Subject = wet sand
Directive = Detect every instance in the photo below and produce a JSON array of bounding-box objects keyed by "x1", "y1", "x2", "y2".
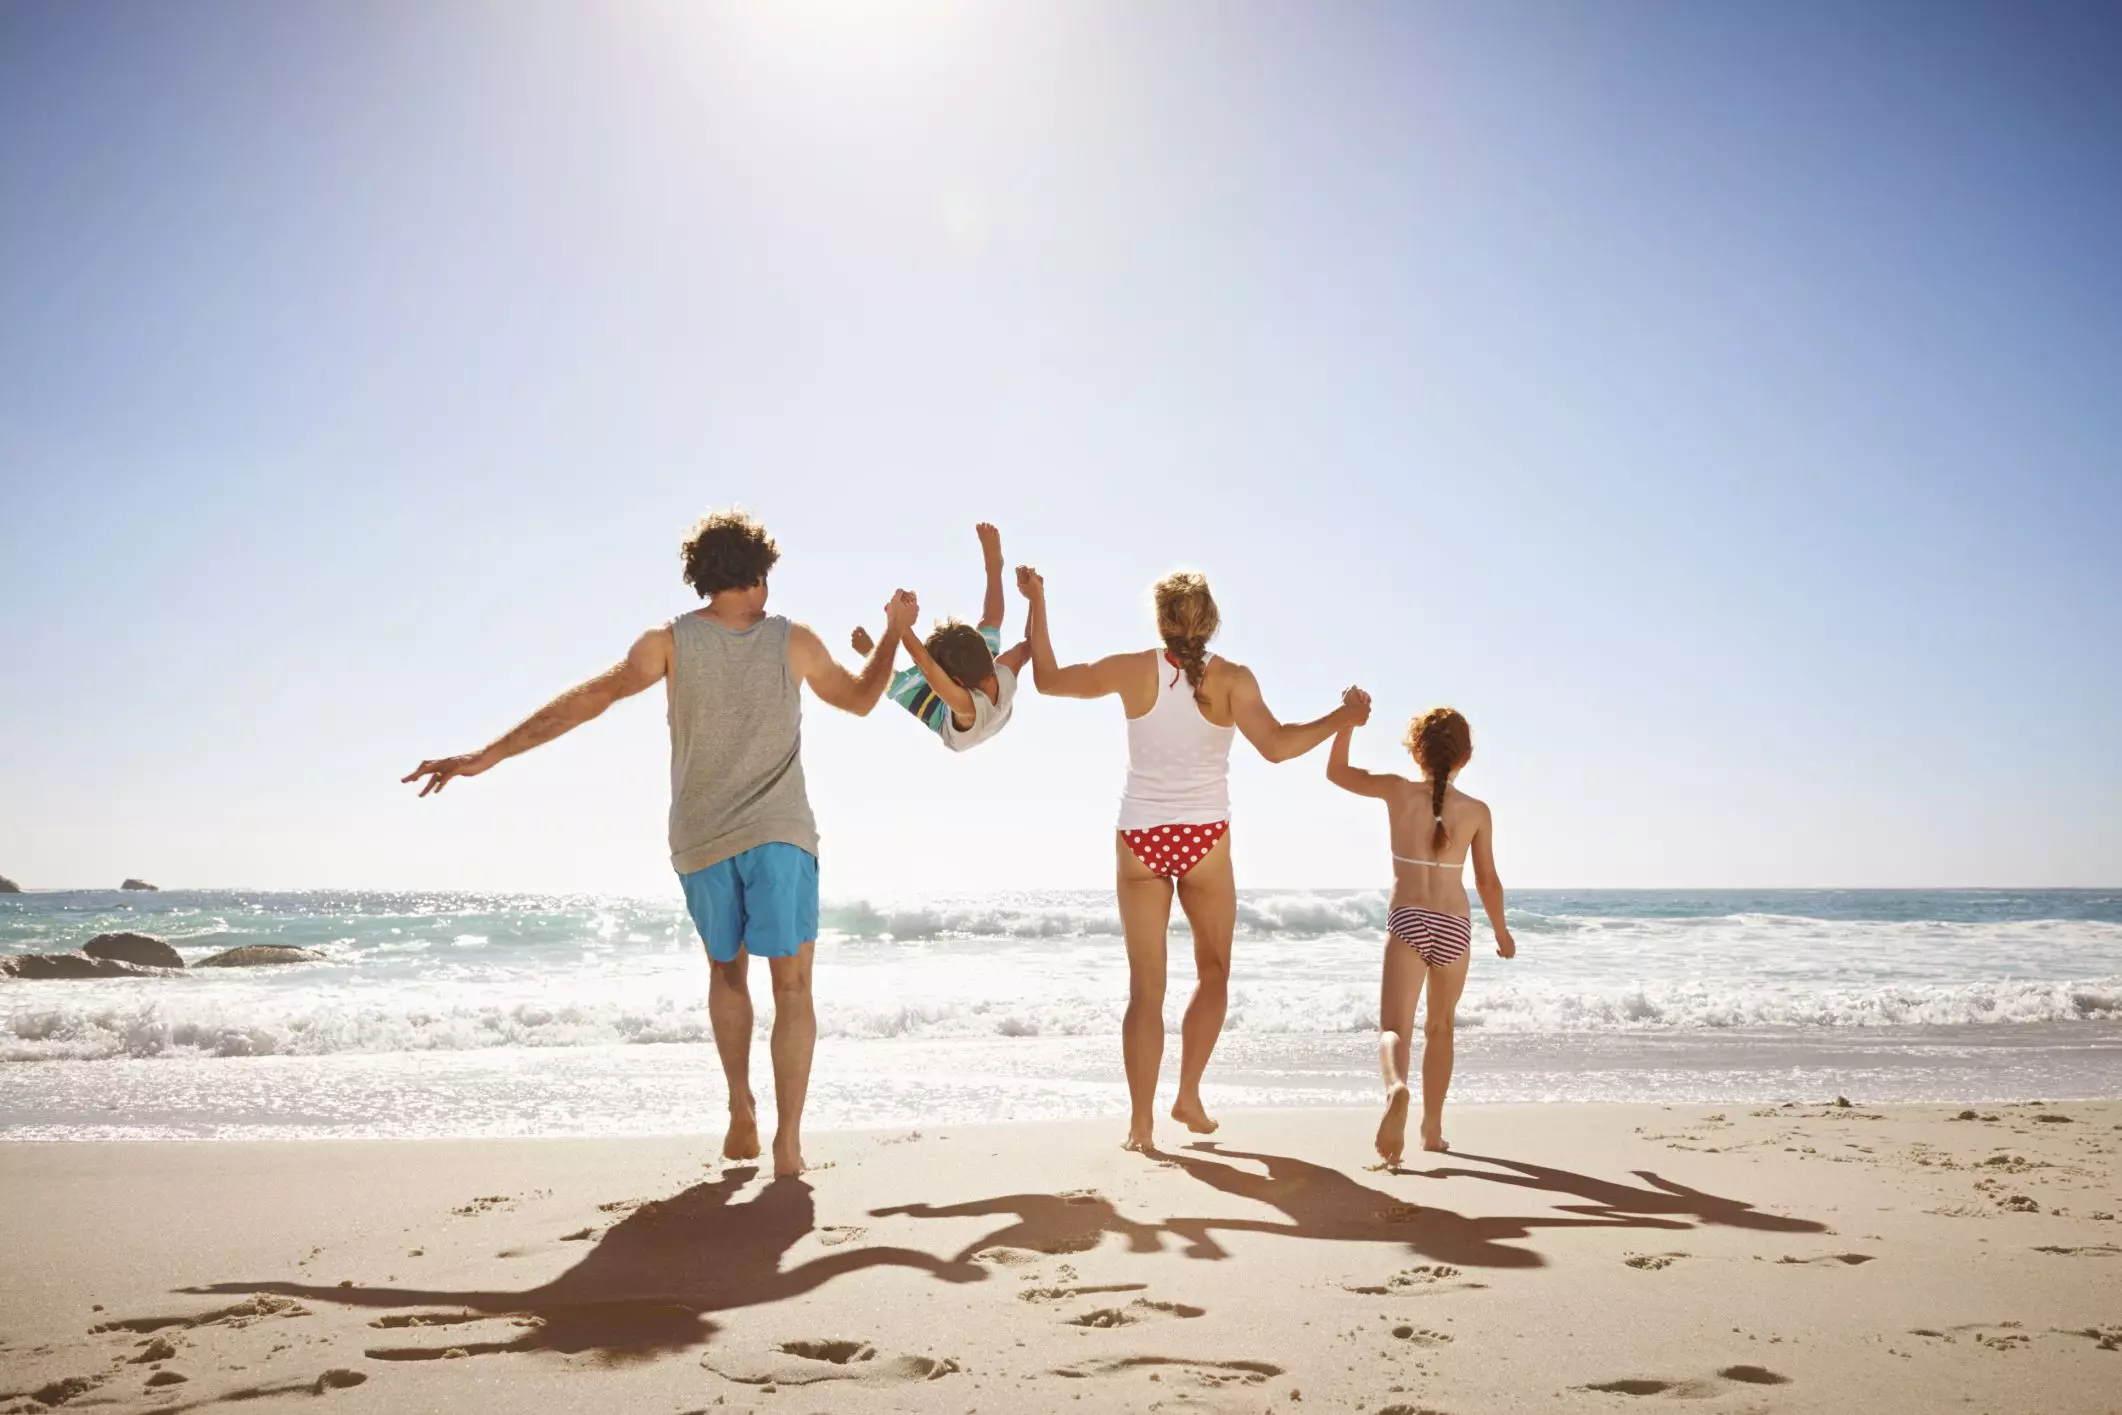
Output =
[{"x1": 2, "y1": 1101, "x2": 2117, "y2": 1412}]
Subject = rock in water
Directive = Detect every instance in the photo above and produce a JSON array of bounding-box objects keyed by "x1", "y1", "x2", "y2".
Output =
[
  {"x1": 194, "y1": 944, "x2": 326, "y2": 968},
  {"x1": 0, "y1": 953, "x2": 171, "y2": 980},
  {"x1": 0, "y1": 874, "x2": 20, "y2": 893},
  {"x1": 120, "y1": 878, "x2": 160, "y2": 891},
  {"x1": 83, "y1": 932, "x2": 186, "y2": 969}
]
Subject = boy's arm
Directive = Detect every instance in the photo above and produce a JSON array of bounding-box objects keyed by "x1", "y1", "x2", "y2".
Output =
[
  {"x1": 790, "y1": 592, "x2": 915, "y2": 716},
  {"x1": 977, "y1": 521, "x2": 1005, "y2": 630},
  {"x1": 1325, "y1": 715, "x2": 1399, "y2": 798},
  {"x1": 1470, "y1": 802, "x2": 1515, "y2": 957},
  {"x1": 898, "y1": 623, "x2": 979, "y2": 721},
  {"x1": 996, "y1": 639, "x2": 1032, "y2": 675},
  {"x1": 403, "y1": 627, "x2": 671, "y2": 795}
]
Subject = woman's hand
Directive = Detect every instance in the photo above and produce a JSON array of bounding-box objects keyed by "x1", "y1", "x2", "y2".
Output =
[{"x1": 1015, "y1": 565, "x2": 1045, "y2": 601}]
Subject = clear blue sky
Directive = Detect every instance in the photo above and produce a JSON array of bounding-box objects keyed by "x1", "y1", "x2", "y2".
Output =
[{"x1": 3, "y1": 1, "x2": 2118, "y2": 896}]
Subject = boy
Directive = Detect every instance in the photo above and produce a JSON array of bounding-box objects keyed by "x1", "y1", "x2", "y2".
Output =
[{"x1": 853, "y1": 522, "x2": 1031, "y2": 752}]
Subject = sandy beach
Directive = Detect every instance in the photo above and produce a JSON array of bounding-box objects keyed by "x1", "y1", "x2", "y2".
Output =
[{"x1": 3, "y1": 1101, "x2": 2117, "y2": 1413}]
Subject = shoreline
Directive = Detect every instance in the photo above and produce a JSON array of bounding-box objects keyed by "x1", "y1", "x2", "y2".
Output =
[{"x1": 4, "y1": 1102, "x2": 2117, "y2": 1412}]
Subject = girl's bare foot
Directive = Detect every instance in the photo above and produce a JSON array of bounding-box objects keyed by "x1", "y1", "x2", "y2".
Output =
[
  {"x1": 1170, "y1": 1095, "x2": 1219, "y2": 1135},
  {"x1": 1375, "y1": 1084, "x2": 1411, "y2": 1165},
  {"x1": 723, "y1": 1098, "x2": 761, "y2": 1161},
  {"x1": 772, "y1": 1135, "x2": 806, "y2": 1178},
  {"x1": 1420, "y1": 1115, "x2": 1449, "y2": 1153},
  {"x1": 1122, "y1": 1123, "x2": 1157, "y2": 1153}
]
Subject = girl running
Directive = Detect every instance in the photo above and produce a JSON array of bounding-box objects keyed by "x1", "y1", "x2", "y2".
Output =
[
  {"x1": 1327, "y1": 706, "x2": 1515, "y2": 1163},
  {"x1": 1018, "y1": 564, "x2": 1367, "y2": 1153}
]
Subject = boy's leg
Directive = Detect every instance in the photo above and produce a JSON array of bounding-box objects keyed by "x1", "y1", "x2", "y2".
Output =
[
  {"x1": 734, "y1": 844, "x2": 821, "y2": 1178},
  {"x1": 976, "y1": 521, "x2": 1004, "y2": 629},
  {"x1": 682, "y1": 861, "x2": 761, "y2": 1161}
]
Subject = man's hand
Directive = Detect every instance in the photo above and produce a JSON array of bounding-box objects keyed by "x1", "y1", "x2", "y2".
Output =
[
  {"x1": 976, "y1": 522, "x2": 1003, "y2": 568},
  {"x1": 851, "y1": 626, "x2": 875, "y2": 656},
  {"x1": 1495, "y1": 927, "x2": 1517, "y2": 960},
  {"x1": 1341, "y1": 686, "x2": 1372, "y2": 726},
  {"x1": 1015, "y1": 565, "x2": 1044, "y2": 601},
  {"x1": 402, "y1": 749, "x2": 498, "y2": 798}
]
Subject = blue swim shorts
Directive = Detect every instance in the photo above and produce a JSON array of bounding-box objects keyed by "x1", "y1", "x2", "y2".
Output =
[{"x1": 679, "y1": 843, "x2": 819, "y2": 964}]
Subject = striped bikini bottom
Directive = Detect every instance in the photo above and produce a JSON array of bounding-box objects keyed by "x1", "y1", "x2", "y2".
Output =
[{"x1": 1387, "y1": 907, "x2": 1473, "y2": 969}]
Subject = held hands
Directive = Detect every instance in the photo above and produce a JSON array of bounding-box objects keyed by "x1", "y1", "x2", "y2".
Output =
[
  {"x1": 1339, "y1": 685, "x2": 1372, "y2": 727},
  {"x1": 401, "y1": 749, "x2": 498, "y2": 798},
  {"x1": 884, "y1": 589, "x2": 919, "y2": 638},
  {"x1": 1495, "y1": 926, "x2": 1517, "y2": 960},
  {"x1": 1015, "y1": 565, "x2": 1044, "y2": 601}
]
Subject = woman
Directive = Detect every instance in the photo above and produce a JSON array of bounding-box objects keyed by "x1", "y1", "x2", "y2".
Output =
[
  {"x1": 1326, "y1": 705, "x2": 1515, "y2": 1162},
  {"x1": 1018, "y1": 565, "x2": 1368, "y2": 1153}
]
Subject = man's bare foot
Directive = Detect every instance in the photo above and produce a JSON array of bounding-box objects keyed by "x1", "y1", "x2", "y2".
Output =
[
  {"x1": 1122, "y1": 1123, "x2": 1156, "y2": 1153},
  {"x1": 772, "y1": 1136, "x2": 806, "y2": 1178},
  {"x1": 1420, "y1": 1116, "x2": 1449, "y2": 1153},
  {"x1": 1376, "y1": 1084, "x2": 1411, "y2": 1165},
  {"x1": 1170, "y1": 1096, "x2": 1220, "y2": 1135},
  {"x1": 723, "y1": 1101, "x2": 761, "y2": 1161},
  {"x1": 851, "y1": 626, "x2": 874, "y2": 655}
]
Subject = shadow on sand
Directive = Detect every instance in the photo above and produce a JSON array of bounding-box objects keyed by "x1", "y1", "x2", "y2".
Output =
[{"x1": 169, "y1": 1147, "x2": 1818, "y2": 1359}]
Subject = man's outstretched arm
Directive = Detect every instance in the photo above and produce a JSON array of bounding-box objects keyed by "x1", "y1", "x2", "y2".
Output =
[
  {"x1": 790, "y1": 591, "x2": 917, "y2": 716},
  {"x1": 403, "y1": 627, "x2": 672, "y2": 796}
]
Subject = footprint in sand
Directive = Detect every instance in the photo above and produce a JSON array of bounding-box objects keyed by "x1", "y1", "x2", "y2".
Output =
[
  {"x1": 1775, "y1": 1252, "x2": 1876, "y2": 1266},
  {"x1": 1020, "y1": 1283, "x2": 1149, "y2": 1303},
  {"x1": 1390, "y1": 1324, "x2": 1451, "y2": 1346},
  {"x1": 1053, "y1": 1355, "x2": 1283, "y2": 1386},
  {"x1": 702, "y1": 1339, "x2": 962, "y2": 1386},
  {"x1": 1623, "y1": 1253, "x2": 1688, "y2": 1271},
  {"x1": 1065, "y1": 1299, "x2": 1205, "y2": 1328},
  {"x1": 2032, "y1": 1244, "x2": 2121, "y2": 1257},
  {"x1": 1345, "y1": 1265, "x2": 1487, "y2": 1297},
  {"x1": 1580, "y1": 1366, "x2": 1791, "y2": 1397},
  {"x1": 364, "y1": 1314, "x2": 548, "y2": 1361},
  {"x1": 815, "y1": 1224, "x2": 867, "y2": 1247},
  {"x1": 94, "y1": 1295, "x2": 311, "y2": 1336}
]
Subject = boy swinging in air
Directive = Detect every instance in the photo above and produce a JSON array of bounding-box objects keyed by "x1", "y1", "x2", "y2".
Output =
[{"x1": 853, "y1": 523, "x2": 1030, "y2": 752}]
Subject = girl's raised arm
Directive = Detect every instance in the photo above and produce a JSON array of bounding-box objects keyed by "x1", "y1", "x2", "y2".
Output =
[{"x1": 1325, "y1": 717, "x2": 1400, "y2": 798}]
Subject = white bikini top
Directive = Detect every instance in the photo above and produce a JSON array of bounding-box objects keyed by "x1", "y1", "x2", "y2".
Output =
[{"x1": 1392, "y1": 855, "x2": 1461, "y2": 870}]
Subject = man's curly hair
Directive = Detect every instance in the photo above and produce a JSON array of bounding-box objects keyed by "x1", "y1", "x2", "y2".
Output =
[
  {"x1": 926, "y1": 620, "x2": 996, "y2": 690},
  {"x1": 680, "y1": 511, "x2": 780, "y2": 597}
]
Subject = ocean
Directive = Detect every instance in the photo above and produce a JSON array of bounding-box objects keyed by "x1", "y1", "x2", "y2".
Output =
[{"x1": 3, "y1": 888, "x2": 2118, "y2": 1140}]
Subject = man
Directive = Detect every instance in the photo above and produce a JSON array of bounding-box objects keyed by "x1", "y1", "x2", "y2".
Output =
[{"x1": 403, "y1": 510, "x2": 911, "y2": 1177}]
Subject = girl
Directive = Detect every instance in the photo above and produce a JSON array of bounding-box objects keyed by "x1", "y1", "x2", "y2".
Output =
[{"x1": 1327, "y1": 706, "x2": 1515, "y2": 1162}]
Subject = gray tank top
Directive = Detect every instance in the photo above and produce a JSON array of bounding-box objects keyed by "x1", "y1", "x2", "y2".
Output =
[{"x1": 666, "y1": 612, "x2": 819, "y2": 874}]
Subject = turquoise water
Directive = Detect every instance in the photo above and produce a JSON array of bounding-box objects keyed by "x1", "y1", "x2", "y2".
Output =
[{"x1": 3, "y1": 888, "x2": 2117, "y2": 1138}]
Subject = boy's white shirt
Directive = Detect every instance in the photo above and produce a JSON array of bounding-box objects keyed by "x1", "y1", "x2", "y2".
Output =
[{"x1": 938, "y1": 663, "x2": 1017, "y2": 752}]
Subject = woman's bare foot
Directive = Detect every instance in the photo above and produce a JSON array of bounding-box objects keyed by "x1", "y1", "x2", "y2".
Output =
[
  {"x1": 1122, "y1": 1122, "x2": 1157, "y2": 1153},
  {"x1": 1420, "y1": 1115, "x2": 1449, "y2": 1153},
  {"x1": 1170, "y1": 1095, "x2": 1220, "y2": 1135},
  {"x1": 1375, "y1": 1084, "x2": 1411, "y2": 1165},
  {"x1": 723, "y1": 1098, "x2": 761, "y2": 1161},
  {"x1": 772, "y1": 1135, "x2": 806, "y2": 1178}
]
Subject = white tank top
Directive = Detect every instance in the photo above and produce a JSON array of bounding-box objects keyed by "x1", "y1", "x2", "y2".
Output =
[{"x1": 1118, "y1": 653, "x2": 1236, "y2": 831}]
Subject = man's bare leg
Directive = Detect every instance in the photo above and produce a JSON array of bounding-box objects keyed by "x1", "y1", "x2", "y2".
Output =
[
  {"x1": 707, "y1": 954, "x2": 761, "y2": 1161},
  {"x1": 1171, "y1": 834, "x2": 1236, "y2": 1135},
  {"x1": 767, "y1": 942, "x2": 817, "y2": 1178},
  {"x1": 1375, "y1": 935, "x2": 1426, "y2": 1166},
  {"x1": 1116, "y1": 837, "x2": 1175, "y2": 1152},
  {"x1": 1419, "y1": 956, "x2": 1471, "y2": 1153}
]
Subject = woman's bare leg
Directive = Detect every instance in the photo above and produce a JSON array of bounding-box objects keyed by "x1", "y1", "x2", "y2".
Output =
[
  {"x1": 1418, "y1": 953, "x2": 1472, "y2": 1152},
  {"x1": 1115, "y1": 835, "x2": 1175, "y2": 1152},
  {"x1": 1375, "y1": 933, "x2": 1427, "y2": 1165},
  {"x1": 1171, "y1": 832, "x2": 1236, "y2": 1134}
]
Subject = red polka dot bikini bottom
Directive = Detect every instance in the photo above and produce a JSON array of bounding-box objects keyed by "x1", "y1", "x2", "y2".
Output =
[{"x1": 1120, "y1": 821, "x2": 1230, "y2": 879}]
